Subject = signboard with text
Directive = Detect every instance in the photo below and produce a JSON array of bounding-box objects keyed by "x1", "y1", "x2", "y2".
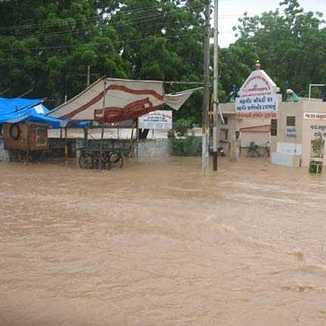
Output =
[
  {"x1": 310, "y1": 126, "x2": 325, "y2": 159},
  {"x1": 304, "y1": 112, "x2": 326, "y2": 120},
  {"x1": 138, "y1": 110, "x2": 172, "y2": 130},
  {"x1": 277, "y1": 142, "x2": 302, "y2": 155},
  {"x1": 236, "y1": 69, "x2": 279, "y2": 117}
]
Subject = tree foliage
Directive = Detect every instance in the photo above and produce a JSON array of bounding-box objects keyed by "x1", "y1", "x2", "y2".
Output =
[{"x1": 227, "y1": 0, "x2": 326, "y2": 97}]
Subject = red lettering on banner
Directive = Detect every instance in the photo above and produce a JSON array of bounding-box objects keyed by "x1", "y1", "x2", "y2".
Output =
[{"x1": 238, "y1": 112, "x2": 276, "y2": 119}]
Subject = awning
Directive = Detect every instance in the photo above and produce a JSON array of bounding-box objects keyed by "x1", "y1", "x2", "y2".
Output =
[{"x1": 49, "y1": 78, "x2": 201, "y2": 123}]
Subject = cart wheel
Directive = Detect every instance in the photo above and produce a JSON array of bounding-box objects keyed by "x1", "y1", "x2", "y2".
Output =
[
  {"x1": 109, "y1": 152, "x2": 124, "y2": 168},
  {"x1": 93, "y1": 153, "x2": 102, "y2": 170},
  {"x1": 79, "y1": 153, "x2": 93, "y2": 169},
  {"x1": 102, "y1": 153, "x2": 112, "y2": 170},
  {"x1": 95, "y1": 152, "x2": 109, "y2": 170},
  {"x1": 17, "y1": 150, "x2": 29, "y2": 162}
]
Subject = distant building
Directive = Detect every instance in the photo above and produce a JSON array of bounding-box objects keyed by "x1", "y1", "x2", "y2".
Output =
[
  {"x1": 218, "y1": 62, "x2": 326, "y2": 168},
  {"x1": 271, "y1": 98, "x2": 326, "y2": 167},
  {"x1": 218, "y1": 103, "x2": 271, "y2": 156},
  {"x1": 219, "y1": 98, "x2": 326, "y2": 168},
  {"x1": 218, "y1": 63, "x2": 278, "y2": 156}
]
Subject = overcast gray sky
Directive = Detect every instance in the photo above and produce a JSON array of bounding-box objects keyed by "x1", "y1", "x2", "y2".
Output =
[{"x1": 219, "y1": 0, "x2": 326, "y2": 47}]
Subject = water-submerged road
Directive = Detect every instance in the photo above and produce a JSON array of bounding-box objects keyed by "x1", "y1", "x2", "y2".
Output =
[{"x1": 1, "y1": 158, "x2": 326, "y2": 325}]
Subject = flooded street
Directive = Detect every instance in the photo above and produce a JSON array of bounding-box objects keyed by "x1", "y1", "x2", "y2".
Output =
[{"x1": 1, "y1": 158, "x2": 326, "y2": 325}]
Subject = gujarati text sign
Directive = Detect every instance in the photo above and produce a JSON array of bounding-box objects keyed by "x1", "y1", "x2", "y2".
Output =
[
  {"x1": 138, "y1": 110, "x2": 172, "y2": 130},
  {"x1": 236, "y1": 69, "x2": 279, "y2": 116}
]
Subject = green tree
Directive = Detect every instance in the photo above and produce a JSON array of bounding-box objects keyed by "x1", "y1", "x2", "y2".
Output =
[
  {"x1": 230, "y1": 0, "x2": 326, "y2": 97},
  {"x1": 0, "y1": 0, "x2": 126, "y2": 105}
]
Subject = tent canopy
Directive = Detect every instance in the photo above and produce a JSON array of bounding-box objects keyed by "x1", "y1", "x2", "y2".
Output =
[
  {"x1": 0, "y1": 97, "x2": 63, "y2": 128},
  {"x1": 0, "y1": 97, "x2": 43, "y2": 114},
  {"x1": 50, "y1": 78, "x2": 200, "y2": 123}
]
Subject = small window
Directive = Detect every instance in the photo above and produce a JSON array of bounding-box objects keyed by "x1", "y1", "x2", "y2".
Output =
[
  {"x1": 271, "y1": 119, "x2": 277, "y2": 136},
  {"x1": 287, "y1": 116, "x2": 296, "y2": 127},
  {"x1": 223, "y1": 117, "x2": 228, "y2": 125}
]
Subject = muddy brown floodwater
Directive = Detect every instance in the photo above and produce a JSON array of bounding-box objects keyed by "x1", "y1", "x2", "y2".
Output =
[{"x1": 1, "y1": 157, "x2": 326, "y2": 325}]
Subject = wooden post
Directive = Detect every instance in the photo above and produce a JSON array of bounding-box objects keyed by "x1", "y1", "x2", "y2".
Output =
[
  {"x1": 100, "y1": 125, "x2": 104, "y2": 170},
  {"x1": 64, "y1": 127, "x2": 68, "y2": 164},
  {"x1": 136, "y1": 118, "x2": 139, "y2": 160},
  {"x1": 84, "y1": 127, "x2": 88, "y2": 145},
  {"x1": 129, "y1": 121, "x2": 136, "y2": 158},
  {"x1": 99, "y1": 79, "x2": 107, "y2": 170}
]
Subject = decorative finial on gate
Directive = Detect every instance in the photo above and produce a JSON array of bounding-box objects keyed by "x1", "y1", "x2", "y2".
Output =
[{"x1": 255, "y1": 60, "x2": 261, "y2": 70}]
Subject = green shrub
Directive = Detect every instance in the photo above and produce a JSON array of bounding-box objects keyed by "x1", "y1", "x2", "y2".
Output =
[
  {"x1": 170, "y1": 136, "x2": 201, "y2": 156},
  {"x1": 174, "y1": 118, "x2": 195, "y2": 136},
  {"x1": 309, "y1": 161, "x2": 323, "y2": 174}
]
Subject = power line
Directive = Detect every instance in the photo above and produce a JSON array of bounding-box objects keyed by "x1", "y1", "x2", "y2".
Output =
[
  {"x1": 0, "y1": 6, "x2": 205, "y2": 49},
  {"x1": 0, "y1": 6, "x2": 246, "y2": 45},
  {"x1": 17, "y1": 87, "x2": 34, "y2": 98},
  {"x1": 3, "y1": 28, "x2": 204, "y2": 54},
  {"x1": 2, "y1": 11, "x2": 245, "y2": 35},
  {"x1": 0, "y1": 7, "x2": 206, "y2": 54},
  {"x1": 0, "y1": 88, "x2": 10, "y2": 96},
  {"x1": 0, "y1": 3, "x2": 205, "y2": 34}
]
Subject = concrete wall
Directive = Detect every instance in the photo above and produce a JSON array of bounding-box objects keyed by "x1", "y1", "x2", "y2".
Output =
[
  {"x1": 301, "y1": 100, "x2": 326, "y2": 167},
  {"x1": 271, "y1": 100, "x2": 326, "y2": 167},
  {"x1": 75, "y1": 138, "x2": 171, "y2": 162},
  {"x1": 271, "y1": 102, "x2": 304, "y2": 167},
  {"x1": 271, "y1": 152, "x2": 300, "y2": 167},
  {"x1": 136, "y1": 139, "x2": 171, "y2": 161}
]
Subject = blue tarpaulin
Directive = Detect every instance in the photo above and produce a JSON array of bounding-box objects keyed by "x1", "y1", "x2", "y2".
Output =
[
  {"x1": 0, "y1": 97, "x2": 93, "y2": 128},
  {"x1": 0, "y1": 97, "x2": 64, "y2": 128}
]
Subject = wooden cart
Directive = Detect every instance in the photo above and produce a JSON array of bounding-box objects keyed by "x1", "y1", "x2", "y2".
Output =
[
  {"x1": 3, "y1": 122, "x2": 48, "y2": 162},
  {"x1": 78, "y1": 140, "x2": 132, "y2": 170}
]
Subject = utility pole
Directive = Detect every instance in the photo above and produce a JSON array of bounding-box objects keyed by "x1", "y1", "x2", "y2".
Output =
[
  {"x1": 202, "y1": 0, "x2": 211, "y2": 173},
  {"x1": 212, "y1": 0, "x2": 219, "y2": 171}
]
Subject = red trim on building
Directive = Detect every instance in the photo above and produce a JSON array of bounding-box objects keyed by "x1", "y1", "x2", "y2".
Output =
[{"x1": 240, "y1": 124, "x2": 271, "y2": 133}]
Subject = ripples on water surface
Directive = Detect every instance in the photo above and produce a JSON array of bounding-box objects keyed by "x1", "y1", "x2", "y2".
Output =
[{"x1": 1, "y1": 158, "x2": 326, "y2": 325}]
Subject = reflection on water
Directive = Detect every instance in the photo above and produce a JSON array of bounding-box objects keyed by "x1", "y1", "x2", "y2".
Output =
[{"x1": 1, "y1": 158, "x2": 326, "y2": 325}]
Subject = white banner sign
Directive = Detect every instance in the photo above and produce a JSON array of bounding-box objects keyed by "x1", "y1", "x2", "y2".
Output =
[
  {"x1": 138, "y1": 110, "x2": 172, "y2": 130},
  {"x1": 236, "y1": 69, "x2": 279, "y2": 115},
  {"x1": 236, "y1": 94, "x2": 278, "y2": 113},
  {"x1": 277, "y1": 142, "x2": 302, "y2": 155}
]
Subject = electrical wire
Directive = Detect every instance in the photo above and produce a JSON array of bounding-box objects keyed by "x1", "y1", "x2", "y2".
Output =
[
  {"x1": 0, "y1": 3, "x2": 205, "y2": 33},
  {"x1": 2, "y1": 27, "x2": 204, "y2": 55},
  {"x1": 0, "y1": 4, "x2": 207, "y2": 54}
]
